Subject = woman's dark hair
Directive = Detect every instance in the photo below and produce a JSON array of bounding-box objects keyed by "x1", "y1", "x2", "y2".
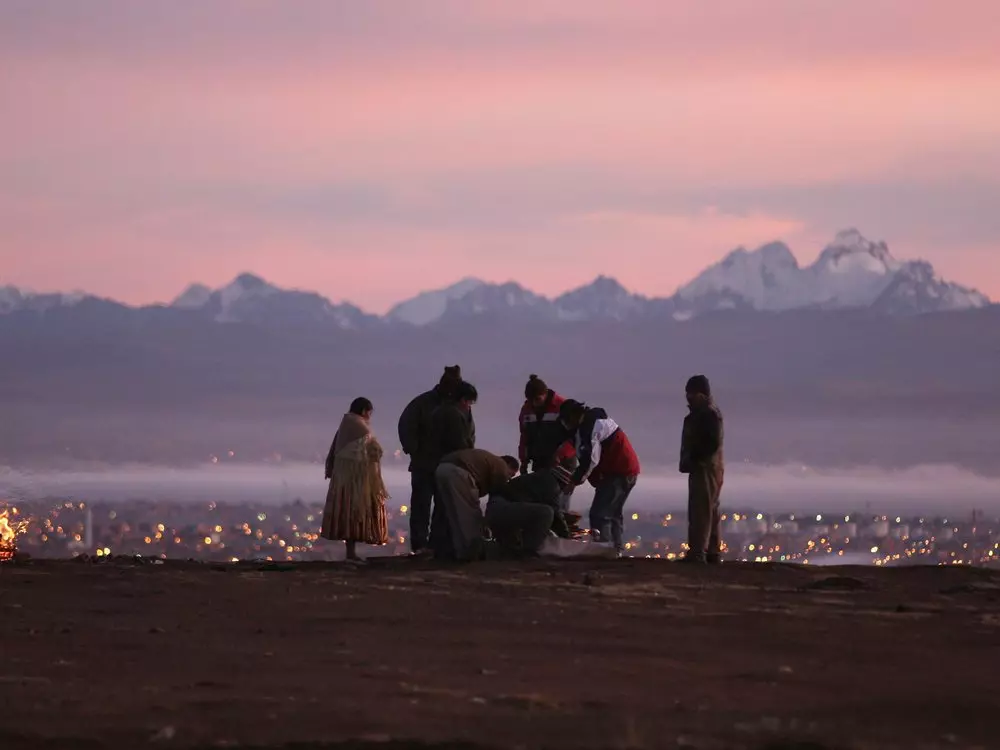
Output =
[
  {"x1": 524, "y1": 374, "x2": 548, "y2": 400},
  {"x1": 349, "y1": 397, "x2": 373, "y2": 415},
  {"x1": 457, "y1": 381, "x2": 478, "y2": 403}
]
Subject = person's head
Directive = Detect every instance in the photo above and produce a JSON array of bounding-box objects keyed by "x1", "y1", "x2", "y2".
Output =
[
  {"x1": 524, "y1": 374, "x2": 549, "y2": 406},
  {"x1": 457, "y1": 381, "x2": 478, "y2": 408},
  {"x1": 685, "y1": 375, "x2": 712, "y2": 407},
  {"x1": 438, "y1": 365, "x2": 462, "y2": 397},
  {"x1": 558, "y1": 399, "x2": 586, "y2": 430},
  {"x1": 349, "y1": 397, "x2": 374, "y2": 421},
  {"x1": 500, "y1": 455, "x2": 520, "y2": 478}
]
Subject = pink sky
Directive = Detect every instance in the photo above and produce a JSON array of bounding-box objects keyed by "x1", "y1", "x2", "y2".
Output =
[{"x1": 1, "y1": 1, "x2": 999, "y2": 313}]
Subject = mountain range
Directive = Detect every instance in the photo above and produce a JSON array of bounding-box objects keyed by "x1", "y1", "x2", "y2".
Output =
[
  {"x1": 0, "y1": 230, "x2": 991, "y2": 327},
  {"x1": 1, "y1": 229, "x2": 998, "y2": 472}
]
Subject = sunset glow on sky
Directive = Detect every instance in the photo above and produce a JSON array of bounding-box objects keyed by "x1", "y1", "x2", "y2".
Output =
[{"x1": 2, "y1": 1, "x2": 998, "y2": 312}]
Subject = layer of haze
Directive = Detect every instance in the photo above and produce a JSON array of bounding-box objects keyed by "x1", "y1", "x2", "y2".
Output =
[
  {"x1": 2, "y1": 1, "x2": 999, "y2": 311},
  {"x1": 2, "y1": 463, "x2": 998, "y2": 515}
]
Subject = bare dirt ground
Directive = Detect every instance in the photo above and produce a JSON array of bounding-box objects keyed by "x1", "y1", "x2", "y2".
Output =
[{"x1": 2, "y1": 558, "x2": 999, "y2": 750}]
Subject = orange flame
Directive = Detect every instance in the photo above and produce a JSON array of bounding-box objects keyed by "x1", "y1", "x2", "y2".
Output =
[{"x1": 0, "y1": 507, "x2": 28, "y2": 548}]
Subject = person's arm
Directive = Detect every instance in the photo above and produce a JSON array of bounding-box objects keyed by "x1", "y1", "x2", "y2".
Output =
[
  {"x1": 366, "y1": 434, "x2": 383, "y2": 462},
  {"x1": 517, "y1": 406, "x2": 529, "y2": 472},
  {"x1": 397, "y1": 397, "x2": 420, "y2": 456},
  {"x1": 324, "y1": 432, "x2": 339, "y2": 479}
]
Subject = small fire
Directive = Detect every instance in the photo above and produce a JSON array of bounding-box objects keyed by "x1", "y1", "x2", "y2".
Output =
[{"x1": 0, "y1": 507, "x2": 28, "y2": 561}]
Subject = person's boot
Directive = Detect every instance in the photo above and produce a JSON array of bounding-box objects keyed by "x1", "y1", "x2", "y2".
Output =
[
  {"x1": 706, "y1": 553, "x2": 721, "y2": 565},
  {"x1": 677, "y1": 552, "x2": 706, "y2": 565}
]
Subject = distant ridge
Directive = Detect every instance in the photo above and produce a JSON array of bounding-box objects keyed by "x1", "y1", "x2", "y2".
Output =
[{"x1": 1, "y1": 230, "x2": 991, "y2": 326}]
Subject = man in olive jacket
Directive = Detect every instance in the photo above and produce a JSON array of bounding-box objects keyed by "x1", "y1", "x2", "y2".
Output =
[
  {"x1": 678, "y1": 375, "x2": 725, "y2": 564},
  {"x1": 435, "y1": 448, "x2": 518, "y2": 561}
]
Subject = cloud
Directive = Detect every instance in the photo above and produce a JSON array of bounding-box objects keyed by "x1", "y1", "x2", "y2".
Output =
[{"x1": 1, "y1": 1, "x2": 998, "y2": 307}]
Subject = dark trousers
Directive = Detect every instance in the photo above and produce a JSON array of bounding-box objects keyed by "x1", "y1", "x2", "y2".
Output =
[
  {"x1": 408, "y1": 470, "x2": 435, "y2": 552},
  {"x1": 485, "y1": 496, "x2": 554, "y2": 557},
  {"x1": 687, "y1": 466, "x2": 723, "y2": 560},
  {"x1": 588, "y1": 475, "x2": 637, "y2": 552}
]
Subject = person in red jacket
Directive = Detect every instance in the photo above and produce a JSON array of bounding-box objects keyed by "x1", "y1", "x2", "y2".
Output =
[
  {"x1": 559, "y1": 399, "x2": 640, "y2": 555},
  {"x1": 517, "y1": 375, "x2": 570, "y2": 474}
]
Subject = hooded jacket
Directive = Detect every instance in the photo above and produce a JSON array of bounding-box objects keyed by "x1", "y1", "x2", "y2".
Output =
[{"x1": 569, "y1": 407, "x2": 640, "y2": 487}]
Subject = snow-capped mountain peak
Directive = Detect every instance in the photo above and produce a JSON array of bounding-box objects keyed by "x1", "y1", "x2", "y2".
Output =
[
  {"x1": 171, "y1": 283, "x2": 213, "y2": 310},
  {"x1": 0, "y1": 285, "x2": 24, "y2": 313},
  {"x1": 216, "y1": 273, "x2": 279, "y2": 321},
  {"x1": 670, "y1": 229, "x2": 990, "y2": 315},
  {"x1": 871, "y1": 260, "x2": 990, "y2": 315},
  {"x1": 386, "y1": 277, "x2": 485, "y2": 326},
  {"x1": 554, "y1": 276, "x2": 646, "y2": 321},
  {"x1": 815, "y1": 228, "x2": 899, "y2": 276},
  {"x1": 675, "y1": 240, "x2": 804, "y2": 310},
  {"x1": 167, "y1": 274, "x2": 373, "y2": 328},
  {"x1": 806, "y1": 230, "x2": 902, "y2": 308},
  {"x1": 443, "y1": 281, "x2": 550, "y2": 319},
  {"x1": 0, "y1": 284, "x2": 95, "y2": 314}
]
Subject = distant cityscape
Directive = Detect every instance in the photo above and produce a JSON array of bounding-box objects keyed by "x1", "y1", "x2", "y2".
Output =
[{"x1": 3, "y1": 497, "x2": 998, "y2": 567}]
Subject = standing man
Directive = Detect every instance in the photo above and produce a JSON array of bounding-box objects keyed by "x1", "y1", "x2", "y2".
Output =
[
  {"x1": 559, "y1": 399, "x2": 641, "y2": 556},
  {"x1": 434, "y1": 448, "x2": 518, "y2": 561},
  {"x1": 517, "y1": 374, "x2": 569, "y2": 474},
  {"x1": 397, "y1": 365, "x2": 462, "y2": 555},
  {"x1": 679, "y1": 375, "x2": 725, "y2": 565},
  {"x1": 427, "y1": 381, "x2": 478, "y2": 559}
]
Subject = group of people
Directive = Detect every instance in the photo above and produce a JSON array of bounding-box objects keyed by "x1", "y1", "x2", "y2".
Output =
[{"x1": 319, "y1": 366, "x2": 725, "y2": 565}]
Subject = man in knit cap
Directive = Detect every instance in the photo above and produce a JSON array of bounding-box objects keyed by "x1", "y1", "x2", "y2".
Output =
[
  {"x1": 397, "y1": 365, "x2": 463, "y2": 555},
  {"x1": 678, "y1": 375, "x2": 725, "y2": 564}
]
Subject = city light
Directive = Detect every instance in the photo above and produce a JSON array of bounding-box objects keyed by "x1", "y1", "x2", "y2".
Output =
[{"x1": 4, "y1": 498, "x2": 997, "y2": 567}]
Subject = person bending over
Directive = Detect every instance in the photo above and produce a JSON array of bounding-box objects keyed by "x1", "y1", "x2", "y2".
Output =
[
  {"x1": 559, "y1": 399, "x2": 641, "y2": 556},
  {"x1": 434, "y1": 448, "x2": 518, "y2": 562}
]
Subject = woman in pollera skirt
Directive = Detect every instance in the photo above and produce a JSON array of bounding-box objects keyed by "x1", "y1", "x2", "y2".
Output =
[{"x1": 320, "y1": 397, "x2": 389, "y2": 562}]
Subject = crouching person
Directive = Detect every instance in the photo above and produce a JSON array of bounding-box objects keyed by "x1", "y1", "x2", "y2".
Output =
[
  {"x1": 434, "y1": 449, "x2": 518, "y2": 561},
  {"x1": 485, "y1": 461, "x2": 578, "y2": 558}
]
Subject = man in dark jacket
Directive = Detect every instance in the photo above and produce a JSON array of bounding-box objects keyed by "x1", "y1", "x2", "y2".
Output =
[
  {"x1": 427, "y1": 381, "x2": 478, "y2": 559},
  {"x1": 486, "y1": 459, "x2": 578, "y2": 557},
  {"x1": 560, "y1": 400, "x2": 641, "y2": 555},
  {"x1": 397, "y1": 365, "x2": 462, "y2": 554},
  {"x1": 427, "y1": 381, "x2": 477, "y2": 467},
  {"x1": 678, "y1": 375, "x2": 725, "y2": 565},
  {"x1": 518, "y1": 374, "x2": 570, "y2": 473}
]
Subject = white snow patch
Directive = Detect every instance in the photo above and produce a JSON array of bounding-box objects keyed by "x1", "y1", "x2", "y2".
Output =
[
  {"x1": 387, "y1": 277, "x2": 484, "y2": 326},
  {"x1": 172, "y1": 284, "x2": 213, "y2": 309}
]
